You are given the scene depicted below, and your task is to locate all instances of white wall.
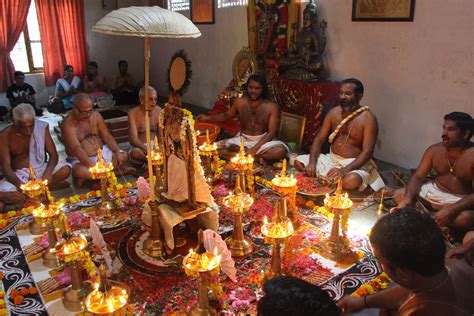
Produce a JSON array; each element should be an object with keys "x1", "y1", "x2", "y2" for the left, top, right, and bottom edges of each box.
[
  {"x1": 149, "y1": 6, "x2": 248, "y2": 109},
  {"x1": 84, "y1": 0, "x2": 149, "y2": 88},
  {"x1": 316, "y1": 0, "x2": 473, "y2": 169}
]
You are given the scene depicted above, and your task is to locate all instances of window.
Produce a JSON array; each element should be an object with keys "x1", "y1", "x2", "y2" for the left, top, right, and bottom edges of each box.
[
  {"x1": 10, "y1": 1, "x2": 44, "y2": 73},
  {"x1": 218, "y1": 0, "x2": 247, "y2": 9},
  {"x1": 167, "y1": 0, "x2": 190, "y2": 12}
]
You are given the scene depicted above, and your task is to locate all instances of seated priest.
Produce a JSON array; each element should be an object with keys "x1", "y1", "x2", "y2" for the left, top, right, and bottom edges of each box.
[
  {"x1": 55, "y1": 65, "x2": 82, "y2": 110},
  {"x1": 0, "y1": 103, "x2": 71, "y2": 194},
  {"x1": 295, "y1": 78, "x2": 384, "y2": 192},
  {"x1": 142, "y1": 104, "x2": 218, "y2": 252},
  {"x1": 337, "y1": 207, "x2": 474, "y2": 315},
  {"x1": 197, "y1": 74, "x2": 288, "y2": 162},
  {"x1": 395, "y1": 112, "x2": 473, "y2": 241},
  {"x1": 61, "y1": 93, "x2": 134, "y2": 186},
  {"x1": 128, "y1": 86, "x2": 161, "y2": 165}
]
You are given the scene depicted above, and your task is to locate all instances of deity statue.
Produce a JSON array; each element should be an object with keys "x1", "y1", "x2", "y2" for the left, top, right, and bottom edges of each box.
[{"x1": 279, "y1": 0, "x2": 328, "y2": 82}]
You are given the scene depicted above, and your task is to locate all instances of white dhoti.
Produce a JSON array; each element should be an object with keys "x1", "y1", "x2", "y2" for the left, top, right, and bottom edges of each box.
[
  {"x1": 0, "y1": 119, "x2": 71, "y2": 192},
  {"x1": 296, "y1": 150, "x2": 385, "y2": 192},
  {"x1": 67, "y1": 145, "x2": 113, "y2": 167},
  {"x1": 0, "y1": 162, "x2": 71, "y2": 192},
  {"x1": 419, "y1": 182, "x2": 465, "y2": 210},
  {"x1": 220, "y1": 132, "x2": 289, "y2": 155},
  {"x1": 142, "y1": 154, "x2": 218, "y2": 250}
]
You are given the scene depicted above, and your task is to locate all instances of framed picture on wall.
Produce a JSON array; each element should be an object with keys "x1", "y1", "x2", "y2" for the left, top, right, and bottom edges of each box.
[
  {"x1": 190, "y1": 0, "x2": 215, "y2": 24},
  {"x1": 352, "y1": 0, "x2": 415, "y2": 21}
]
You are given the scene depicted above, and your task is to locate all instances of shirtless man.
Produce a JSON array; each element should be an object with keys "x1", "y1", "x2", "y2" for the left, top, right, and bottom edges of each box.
[
  {"x1": 61, "y1": 93, "x2": 132, "y2": 186},
  {"x1": 337, "y1": 207, "x2": 474, "y2": 316},
  {"x1": 295, "y1": 78, "x2": 384, "y2": 192},
  {"x1": 197, "y1": 74, "x2": 287, "y2": 162},
  {"x1": 395, "y1": 112, "x2": 473, "y2": 239},
  {"x1": 128, "y1": 86, "x2": 161, "y2": 164},
  {"x1": 0, "y1": 104, "x2": 70, "y2": 203}
]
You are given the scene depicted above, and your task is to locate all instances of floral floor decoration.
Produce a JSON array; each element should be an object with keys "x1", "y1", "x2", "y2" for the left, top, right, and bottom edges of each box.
[{"x1": 0, "y1": 180, "x2": 384, "y2": 315}]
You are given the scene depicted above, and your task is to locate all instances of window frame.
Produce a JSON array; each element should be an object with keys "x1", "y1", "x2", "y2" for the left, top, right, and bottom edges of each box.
[{"x1": 22, "y1": 22, "x2": 44, "y2": 74}]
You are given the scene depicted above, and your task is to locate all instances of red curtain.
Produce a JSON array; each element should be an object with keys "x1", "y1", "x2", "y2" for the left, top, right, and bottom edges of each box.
[
  {"x1": 0, "y1": 0, "x2": 31, "y2": 92},
  {"x1": 36, "y1": 0, "x2": 88, "y2": 86}
]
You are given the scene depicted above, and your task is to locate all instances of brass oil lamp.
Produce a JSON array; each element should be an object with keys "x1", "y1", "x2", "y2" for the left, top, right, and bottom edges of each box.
[
  {"x1": 261, "y1": 210, "x2": 294, "y2": 283},
  {"x1": 271, "y1": 159, "x2": 298, "y2": 224},
  {"x1": 84, "y1": 265, "x2": 129, "y2": 315},
  {"x1": 198, "y1": 129, "x2": 219, "y2": 182},
  {"x1": 89, "y1": 149, "x2": 115, "y2": 217},
  {"x1": 320, "y1": 179, "x2": 356, "y2": 263},
  {"x1": 222, "y1": 174, "x2": 254, "y2": 257},
  {"x1": 32, "y1": 203, "x2": 63, "y2": 268},
  {"x1": 54, "y1": 231, "x2": 90, "y2": 311},
  {"x1": 183, "y1": 231, "x2": 221, "y2": 316},
  {"x1": 229, "y1": 140, "x2": 254, "y2": 195},
  {"x1": 21, "y1": 164, "x2": 50, "y2": 234}
]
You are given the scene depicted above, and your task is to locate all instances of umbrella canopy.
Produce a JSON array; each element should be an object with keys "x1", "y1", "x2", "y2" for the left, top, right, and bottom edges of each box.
[{"x1": 92, "y1": 6, "x2": 201, "y2": 38}]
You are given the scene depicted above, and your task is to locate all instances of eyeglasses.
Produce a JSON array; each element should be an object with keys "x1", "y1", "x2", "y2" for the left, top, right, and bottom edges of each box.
[{"x1": 75, "y1": 106, "x2": 94, "y2": 114}]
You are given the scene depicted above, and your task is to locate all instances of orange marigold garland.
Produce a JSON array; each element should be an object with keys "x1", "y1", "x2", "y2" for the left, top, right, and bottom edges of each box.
[{"x1": 352, "y1": 272, "x2": 392, "y2": 296}]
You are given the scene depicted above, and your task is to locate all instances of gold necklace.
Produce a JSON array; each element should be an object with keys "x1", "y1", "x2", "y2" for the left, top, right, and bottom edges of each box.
[{"x1": 446, "y1": 149, "x2": 463, "y2": 173}]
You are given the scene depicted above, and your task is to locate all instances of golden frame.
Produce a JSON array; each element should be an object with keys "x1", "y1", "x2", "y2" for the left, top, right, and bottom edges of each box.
[
  {"x1": 352, "y1": 0, "x2": 415, "y2": 22},
  {"x1": 232, "y1": 47, "x2": 258, "y2": 84},
  {"x1": 278, "y1": 111, "x2": 306, "y2": 150}
]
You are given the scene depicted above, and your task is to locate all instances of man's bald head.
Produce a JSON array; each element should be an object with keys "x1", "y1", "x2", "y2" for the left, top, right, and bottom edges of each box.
[{"x1": 73, "y1": 93, "x2": 94, "y2": 120}]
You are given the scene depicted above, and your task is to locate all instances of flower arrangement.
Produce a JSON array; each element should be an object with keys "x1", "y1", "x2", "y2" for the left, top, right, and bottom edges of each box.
[
  {"x1": 228, "y1": 287, "x2": 256, "y2": 311},
  {"x1": 352, "y1": 272, "x2": 392, "y2": 296},
  {"x1": 56, "y1": 248, "x2": 97, "y2": 279},
  {"x1": 8, "y1": 286, "x2": 38, "y2": 306},
  {"x1": 0, "y1": 273, "x2": 6, "y2": 315}
]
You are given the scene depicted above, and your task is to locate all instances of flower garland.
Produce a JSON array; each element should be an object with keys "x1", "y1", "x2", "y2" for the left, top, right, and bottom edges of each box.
[
  {"x1": 56, "y1": 249, "x2": 97, "y2": 279},
  {"x1": 211, "y1": 155, "x2": 223, "y2": 179},
  {"x1": 8, "y1": 285, "x2": 38, "y2": 306},
  {"x1": 0, "y1": 273, "x2": 6, "y2": 315},
  {"x1": 352, "y1": 272, "x2": 392, "y2": 296}
]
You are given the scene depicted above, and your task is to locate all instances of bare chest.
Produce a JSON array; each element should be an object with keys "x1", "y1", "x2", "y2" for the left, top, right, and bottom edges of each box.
[
  {"x1": 331, "y1": 116, "x2": 365, "y2": 146},
  {"x1": 75, "y1": 120, "x2": 97, "y2": 141},
  {"x1": 9, "y1": 133, "x2": 30, "y2": 157},
  {"x1": 239, "y1": 105, "x2": 269, "y2": 131}
]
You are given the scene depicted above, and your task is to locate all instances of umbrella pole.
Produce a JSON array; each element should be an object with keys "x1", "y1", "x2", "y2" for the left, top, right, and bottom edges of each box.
[
  {"x1": 143, "y1": 36, "x2": 164, "y2": 258},
  {"x1": 144, "y1": 36, "x2": 156, "y2": 201}
]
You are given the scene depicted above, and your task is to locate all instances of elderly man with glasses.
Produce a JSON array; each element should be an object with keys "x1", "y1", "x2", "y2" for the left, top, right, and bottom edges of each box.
[{"x1": 61, "y1": 93, "x2": 134, "y2": 186}]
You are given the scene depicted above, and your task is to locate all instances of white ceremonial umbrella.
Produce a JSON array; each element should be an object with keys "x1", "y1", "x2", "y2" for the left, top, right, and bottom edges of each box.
[{"x1": 92, "y1": 6, "x2": 201, "y2": 200}]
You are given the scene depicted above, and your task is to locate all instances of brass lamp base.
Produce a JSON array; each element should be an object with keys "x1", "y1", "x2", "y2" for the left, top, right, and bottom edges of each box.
[
  {"x1": 29, "y1": 219, "x2": 45, "y2": 235},
  {"x1": 97, "y1": 201, "x2": 114, "y2": 217},
  {"x1": 42, "y1": 249, "x2": 60, "y2": 268},
  {"x1": 262, "y1": 268, "x2": 283, "y2": 285},
  {"x1": 143, "y1": 238, "x2": 164, "y2": 258},
  {"x1": 225, "y1": 236, "x2": 253, "y2": 257},
  {"x1": 188, "y1": 305, "x2": 216, "y2": 316},
  {"x1": 62, "y1": 283, "x2": 88, "y2": 312}
]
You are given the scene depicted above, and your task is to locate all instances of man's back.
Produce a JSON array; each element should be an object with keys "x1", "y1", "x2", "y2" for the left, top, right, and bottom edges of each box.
[{"x1": 400, "y1": 258, "x2": 474, "y2": 316}]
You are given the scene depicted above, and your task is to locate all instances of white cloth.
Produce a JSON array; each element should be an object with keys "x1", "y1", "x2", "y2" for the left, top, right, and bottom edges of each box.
[
  {"x1": 56, "y1": 76, "x2": 81, "y2": 92},
  {"x1": 142, "y1": 154, "x2": 219, "y2": 250},
  {"x1": 296, "y1": 150, "x2": 385, "y2": 192},
  {"x1": 66, "y1": 145, "x2": 113, "y2": 167},
  {"x1": 220, "y1": 132, "x2": 289, "y2": 155},
  {"x1": 162, "y1": 154, "x2": 212, "y2": 204},
  {"x1": 0, "y1": 120, "x2": 71, "y2": 192},
  {"x1": 419, "y1": 182, "x2": 465, "y2": 210}
]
